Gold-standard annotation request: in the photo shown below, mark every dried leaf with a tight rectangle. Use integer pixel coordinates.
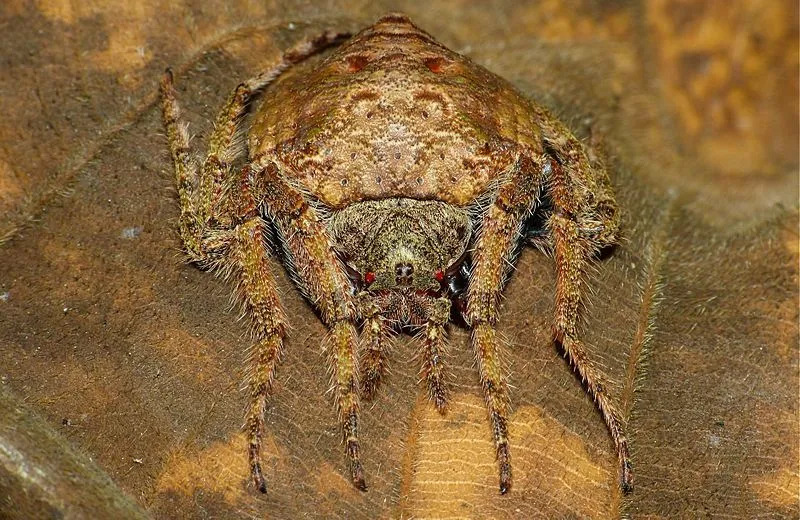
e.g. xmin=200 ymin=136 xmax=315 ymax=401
xmin=0 ymin=2 xmax=797 ymax=518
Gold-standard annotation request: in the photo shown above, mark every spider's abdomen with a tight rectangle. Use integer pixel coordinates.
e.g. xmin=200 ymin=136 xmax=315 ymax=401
xmin=249 ymin=14 xmax=545 ymax=208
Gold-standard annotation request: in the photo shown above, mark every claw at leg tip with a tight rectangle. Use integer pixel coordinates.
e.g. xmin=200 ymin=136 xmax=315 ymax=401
xmin=361 ymin=384 xmax=377 ymax=401
xmin=499 ymin=472 xmax=511 ymax=494
xmin=621 ymin=460 xmax=633 ymax=493
xmin=351 ymin=461 xmax=367 ymax=491
xmin=252 ymin=464 xmax=267 ymax=494
xmin=621 ymin=472 xmax=634 ymax=494
xmin=353 ymin=473 xmax=367 ymax=491
xmin=499 ymin=460 xmax=512 ymax=494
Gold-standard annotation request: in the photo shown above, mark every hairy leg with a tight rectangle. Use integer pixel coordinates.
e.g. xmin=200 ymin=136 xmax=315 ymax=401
xmin=162 ymin=75 xmax=288 ymax=493
xmin=467 ymin=156 xmax=544 ymax=494
xmin=356 ymin=293 xmax=391 ymax=399
xmin=420 ymin=296 xmax=451 ymax=412
xmin=251 ymin=159 xmax=366 ymax=490
xmin=160 ymin=28 xmax=355 ymax=493
xmin=232 ymin=218 xmax=287 ymax=493
xmin=550 ymin=213 xmax=632 ymax=492
xmin=160 ymin=70 xmax=204 ymax=258
xmin=541 ymin=129 xmax=630 ymax=491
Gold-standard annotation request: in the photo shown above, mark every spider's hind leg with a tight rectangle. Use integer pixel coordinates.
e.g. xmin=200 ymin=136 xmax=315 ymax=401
xmin=159 ymin=28 xmax=355 ymax=494
xmin=549 ymin=212 xmax=632 ymax=492
xmin=541 ymin=112 xmax=630 ymax=492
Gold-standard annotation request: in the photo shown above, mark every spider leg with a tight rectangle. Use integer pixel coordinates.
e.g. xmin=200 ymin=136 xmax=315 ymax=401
xmin=251 ymin=159 xmax=366 ymax=490
xmin=160 ymin=95 xmax=290 ymax=492
xmin=541 ymin=120 xmax=630 ymax=492
xmin=420 ymin=296 xmax=451 ymax=412
xmin=162 ymin=77 xmax=289 ymax=494
xmin=232 ymin=218 xmax=287 ymax=494
xmin=550 ymin=213 xmax=632 ymax=492
xmin=159 ymin=29 xmax=355 ymax=493
xmin=467 ymin=156 xmax=544 ymax=494
xmin=160 ymin=69 xmax=204 ymax=258
xmin=356 ymin=294 xmax=391 ymax=399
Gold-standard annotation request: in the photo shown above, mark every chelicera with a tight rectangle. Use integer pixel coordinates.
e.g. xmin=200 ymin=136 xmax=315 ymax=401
xmin=159 ymin=13 xmax=629 ymax=495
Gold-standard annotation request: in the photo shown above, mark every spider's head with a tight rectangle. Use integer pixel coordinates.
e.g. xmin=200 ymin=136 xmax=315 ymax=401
xmin=328 ymin=199 xmax=472 ymax=295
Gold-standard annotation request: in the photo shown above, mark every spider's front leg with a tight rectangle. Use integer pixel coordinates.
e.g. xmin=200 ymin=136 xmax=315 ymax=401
xmin=251 ymin=158 xmax=367 ymax=490
xmin=542 ymin=118 xmax=631 ymax=492
xmin=467 ymin=155 xmax=544 ymax=494
xmin=420 ymin=296 xmax=452 ymax=412
xmin=355 ymin=293 xmax=391 ymax=399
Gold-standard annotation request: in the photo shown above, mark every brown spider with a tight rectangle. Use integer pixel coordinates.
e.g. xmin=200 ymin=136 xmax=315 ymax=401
xmin=159 ymin=13 xmax=629 ymax=495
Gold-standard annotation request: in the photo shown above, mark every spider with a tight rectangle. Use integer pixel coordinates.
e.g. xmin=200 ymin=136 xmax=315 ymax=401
xmin=159 ymin=13 xmax=629 ymax=495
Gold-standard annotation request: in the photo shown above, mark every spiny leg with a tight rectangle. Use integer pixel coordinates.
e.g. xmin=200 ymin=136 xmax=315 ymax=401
xmin=420 ymin=296 xmax=452 ymax=412
xmin=356 ymin=294 xmax=390 ymax=399
xmin=252 ymin=159 xmax=366 ymax=490
xmin=467 ymin=156 xmax=543 ymax=494
xmin=550 ymin=214 xmax=632 ymax=492
xmin=162 ymin=62 xmax=289 ymax=495
xmin=160 ymin=28 xmax=354 ymax=492
xmin=154 ymin=142 xmax=290 ymax=492
xmin=542 ymin=118 xmax=630 ymax=491
xmin=231 ymin=218 xmax=288 ymax=494
xmin=329 ymin=320 xmax=365 ymax=489
xmin=160 ymin=67 xmax=251 ymax=256
xmin=159 ymin=71 xmax=203 ymax=258
xmin=361 ymin=315 xmax=389 ymax=400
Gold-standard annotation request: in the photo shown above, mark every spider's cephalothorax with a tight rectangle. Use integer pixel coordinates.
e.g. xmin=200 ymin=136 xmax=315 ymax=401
xmin=159 ymin=12 xmax=629 ymax=496
xmin=328 ymin=198 xmax=471 ymax=295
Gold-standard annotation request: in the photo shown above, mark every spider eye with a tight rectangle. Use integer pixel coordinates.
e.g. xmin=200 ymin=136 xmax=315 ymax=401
xmin=364 ymin=271 xmax=376 ymax=285
xmin=434 ymin=269 xmax=445 ymax=283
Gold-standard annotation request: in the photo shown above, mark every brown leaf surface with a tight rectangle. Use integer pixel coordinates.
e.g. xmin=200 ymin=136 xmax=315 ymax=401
xmin=0 ymin=1 xmax=797 ymax=518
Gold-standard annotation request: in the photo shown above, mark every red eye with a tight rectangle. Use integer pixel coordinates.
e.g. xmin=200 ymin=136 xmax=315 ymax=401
xmin=364 ymin=271 xmax=376 ymax=285
xmin=434 ymin=269 xmax=445 ymax=282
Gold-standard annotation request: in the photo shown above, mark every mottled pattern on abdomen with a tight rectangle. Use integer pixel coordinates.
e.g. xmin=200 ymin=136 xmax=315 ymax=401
xmin=249 ymin=16 xmax=544 ymax=208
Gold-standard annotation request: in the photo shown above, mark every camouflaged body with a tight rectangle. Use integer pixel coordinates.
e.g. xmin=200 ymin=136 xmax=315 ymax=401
xmin=158 ymin=12 xmax=628 ymax=496
xmin=248 ymin=14 xmax=546 ymax=209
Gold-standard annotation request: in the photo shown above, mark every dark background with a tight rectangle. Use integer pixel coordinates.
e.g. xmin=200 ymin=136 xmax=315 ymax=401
xmin=0 ymin=1 xmax=797 ymax=518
